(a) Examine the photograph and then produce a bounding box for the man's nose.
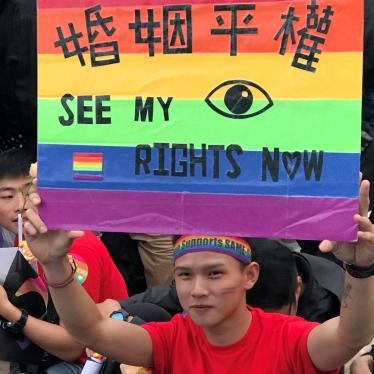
[14,189,30,213]
[191,276,208,297]
[14,191,25,213]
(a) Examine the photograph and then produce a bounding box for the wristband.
[43,258,77,288]
[1,309,28,337]
[344,262,374,279]
[110,309,145,325]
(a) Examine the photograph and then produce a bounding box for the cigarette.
[17,213,22,247]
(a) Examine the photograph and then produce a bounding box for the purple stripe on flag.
[39,188,358,241]
[73,174,103,181]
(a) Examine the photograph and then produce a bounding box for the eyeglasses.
[16,177,34,211]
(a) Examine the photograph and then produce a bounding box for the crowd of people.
[1,0,374,373]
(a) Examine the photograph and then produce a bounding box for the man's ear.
[243,262,260,290]
[295,275,303,300]
[290,275,303,315]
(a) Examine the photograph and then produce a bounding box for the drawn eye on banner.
[205,80,273,119]
[37,0,363,240]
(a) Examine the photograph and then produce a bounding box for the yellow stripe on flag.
[38,52,362,99]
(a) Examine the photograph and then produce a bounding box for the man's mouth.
[190,305,212,310]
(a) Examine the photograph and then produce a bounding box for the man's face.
[174,251,251,329]
[0,176,32,234]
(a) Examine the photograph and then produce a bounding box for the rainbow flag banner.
[73,153,103,181]
[37,0,363,240]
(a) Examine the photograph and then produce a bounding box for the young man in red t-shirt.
[21,178,374,374]
[0,149,128,372]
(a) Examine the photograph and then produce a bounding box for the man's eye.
[0,195,13,200]
[178,272,190,278]
[208,271,222,278]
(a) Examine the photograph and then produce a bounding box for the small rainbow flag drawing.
[73,153,103,181]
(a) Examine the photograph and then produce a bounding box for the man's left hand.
[320,179,374,267]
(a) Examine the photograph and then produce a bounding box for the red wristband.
[43,259,77,288]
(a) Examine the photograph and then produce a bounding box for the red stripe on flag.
[38,0,279,9]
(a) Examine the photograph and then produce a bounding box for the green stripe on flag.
[73,165,102,171]
[38,98,361,152]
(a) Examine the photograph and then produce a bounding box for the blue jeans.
[45,361,84,374]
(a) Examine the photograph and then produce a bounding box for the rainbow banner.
[37,0,363,240]
[73,152,103,181]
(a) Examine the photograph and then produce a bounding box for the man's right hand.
[97,299,121,319]
[0,284,12,316]
[23,188,83,265]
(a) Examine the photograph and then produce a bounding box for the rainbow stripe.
[174,235,252,264]
[73,153,103,181]
[38,0,363,240]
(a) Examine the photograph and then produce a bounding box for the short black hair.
[246,239,298,311]
[0,149,31,180]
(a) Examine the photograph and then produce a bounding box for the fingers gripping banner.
[37,0,363,240]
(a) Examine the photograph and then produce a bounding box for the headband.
[174,235,252,264]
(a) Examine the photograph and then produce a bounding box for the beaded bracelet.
[43,258,77,289]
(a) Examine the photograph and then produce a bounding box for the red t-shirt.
[38,231,128,302]
[38,231,128,363]
[143,307,339,374]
